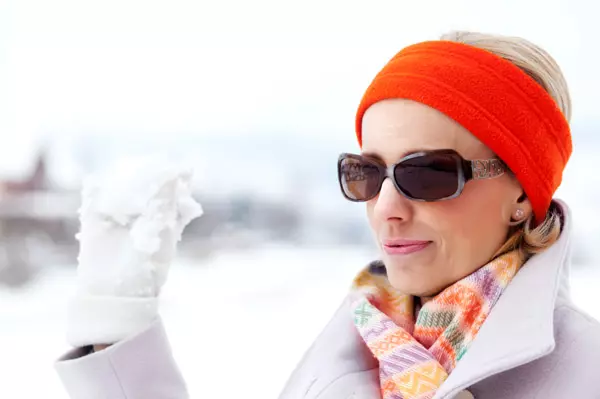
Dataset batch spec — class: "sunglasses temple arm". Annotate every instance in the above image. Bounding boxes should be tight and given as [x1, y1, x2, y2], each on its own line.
[469, 159, 505, 180]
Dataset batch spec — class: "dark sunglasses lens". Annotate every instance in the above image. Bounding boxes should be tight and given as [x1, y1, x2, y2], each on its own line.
[339, 157, 382, 201]
[394, 153, 460, 200]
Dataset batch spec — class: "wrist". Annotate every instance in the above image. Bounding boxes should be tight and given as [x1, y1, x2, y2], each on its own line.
[92, 344, 111, 352]
[66, 294, 159, 347]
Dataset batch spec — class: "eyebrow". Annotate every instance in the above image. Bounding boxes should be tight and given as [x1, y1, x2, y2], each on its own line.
[361, 148, 431, 163]
[359, 151, 385, 162]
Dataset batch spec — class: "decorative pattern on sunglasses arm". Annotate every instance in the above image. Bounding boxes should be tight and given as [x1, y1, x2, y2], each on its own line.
[471, 159, 505, 180]
[351, 250, 522, 399]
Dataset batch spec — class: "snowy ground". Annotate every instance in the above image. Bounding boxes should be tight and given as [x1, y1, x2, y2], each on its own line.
[1, 245, 599, 399]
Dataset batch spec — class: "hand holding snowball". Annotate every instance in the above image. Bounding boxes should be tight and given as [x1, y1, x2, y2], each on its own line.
[66, 159, 203, 347]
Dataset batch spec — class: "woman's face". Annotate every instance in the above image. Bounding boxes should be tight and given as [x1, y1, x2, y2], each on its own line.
[362, 99, 530, 297]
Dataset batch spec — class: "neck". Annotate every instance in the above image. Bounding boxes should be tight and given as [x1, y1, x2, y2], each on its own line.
[419, 296, 434, 305]
[414, 296, 434, 319]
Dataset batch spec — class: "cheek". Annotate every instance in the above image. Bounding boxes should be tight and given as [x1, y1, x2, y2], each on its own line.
[365, 200, 378, 230]
[423, 182, 510, 258]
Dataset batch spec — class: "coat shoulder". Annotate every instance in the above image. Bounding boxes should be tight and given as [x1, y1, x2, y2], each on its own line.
[554, 302, 600, 357]
[536, 303, 600, 396]
[471, 303, 600, 398]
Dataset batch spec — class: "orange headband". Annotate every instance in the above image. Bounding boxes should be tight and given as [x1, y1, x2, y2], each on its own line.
[355, 40, 572, 224]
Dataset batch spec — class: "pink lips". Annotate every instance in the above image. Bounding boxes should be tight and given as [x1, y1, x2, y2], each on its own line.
[382, 239, 432, 255]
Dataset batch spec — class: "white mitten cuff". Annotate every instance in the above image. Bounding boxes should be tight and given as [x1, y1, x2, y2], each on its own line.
[66, 294, 159, 348]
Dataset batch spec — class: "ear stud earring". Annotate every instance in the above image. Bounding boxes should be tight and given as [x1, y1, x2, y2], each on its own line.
[509, 209, 526, 226]
[514, 209, 524, 220]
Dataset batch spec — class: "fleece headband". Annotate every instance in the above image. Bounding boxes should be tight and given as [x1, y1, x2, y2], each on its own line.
[355, 40, 572, 224]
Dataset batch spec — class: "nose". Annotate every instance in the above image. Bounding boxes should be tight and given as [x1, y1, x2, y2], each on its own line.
[371, 178, 414, 222]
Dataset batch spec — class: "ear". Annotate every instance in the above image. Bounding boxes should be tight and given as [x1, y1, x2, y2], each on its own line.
[508, 191, 533, 226]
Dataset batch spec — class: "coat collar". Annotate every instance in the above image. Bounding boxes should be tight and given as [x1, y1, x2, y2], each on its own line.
[432, 199, 573, 398]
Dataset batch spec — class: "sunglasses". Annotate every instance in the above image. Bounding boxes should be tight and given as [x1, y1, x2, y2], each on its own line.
[337, 149, 506, 202]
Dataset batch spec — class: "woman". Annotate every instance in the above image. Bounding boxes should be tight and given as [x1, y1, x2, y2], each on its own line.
[55, 31, 600, 398]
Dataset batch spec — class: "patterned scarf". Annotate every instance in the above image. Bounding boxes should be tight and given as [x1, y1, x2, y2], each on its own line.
[351, 251, 522, 399]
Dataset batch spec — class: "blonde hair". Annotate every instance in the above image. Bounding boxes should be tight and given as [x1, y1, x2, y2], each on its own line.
[440, 31, 568, 262]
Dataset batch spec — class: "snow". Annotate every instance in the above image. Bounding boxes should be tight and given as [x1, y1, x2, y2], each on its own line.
[1, 245, 599, 399]
[79, 158, 202, 231]
[74, 159, 203, 300]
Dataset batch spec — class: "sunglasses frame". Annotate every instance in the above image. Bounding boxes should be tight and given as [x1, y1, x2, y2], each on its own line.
[337, 149, 506, 202]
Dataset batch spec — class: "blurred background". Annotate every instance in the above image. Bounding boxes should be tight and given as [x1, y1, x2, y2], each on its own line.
[1, 0, 599, 397]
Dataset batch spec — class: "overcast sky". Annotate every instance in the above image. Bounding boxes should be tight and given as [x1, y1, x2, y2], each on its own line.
[0, 0, 599, 178]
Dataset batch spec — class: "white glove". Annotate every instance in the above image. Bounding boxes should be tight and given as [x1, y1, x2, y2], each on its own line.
[66, 158, 203, 347]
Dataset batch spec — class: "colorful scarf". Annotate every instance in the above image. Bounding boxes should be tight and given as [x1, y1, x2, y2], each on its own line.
[351, 251, 522, 399]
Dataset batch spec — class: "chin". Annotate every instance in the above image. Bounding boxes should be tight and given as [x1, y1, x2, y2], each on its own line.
[380, 247, 444, 295]
[385, 264, 444, 297]
[390, 281, 441, 297]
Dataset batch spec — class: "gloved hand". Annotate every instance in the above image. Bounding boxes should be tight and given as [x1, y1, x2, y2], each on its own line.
[66, 158, 203, 347]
